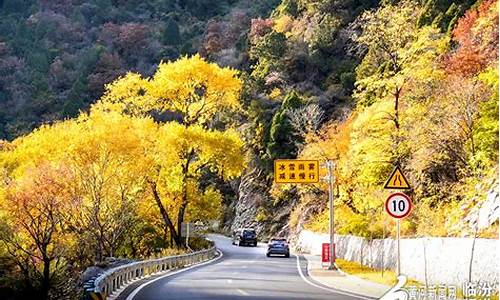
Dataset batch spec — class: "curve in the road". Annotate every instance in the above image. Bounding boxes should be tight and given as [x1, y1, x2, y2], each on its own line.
[294, 255, 375, 300]
[126, 235, 375, 300]
[125, 249, 225, 300]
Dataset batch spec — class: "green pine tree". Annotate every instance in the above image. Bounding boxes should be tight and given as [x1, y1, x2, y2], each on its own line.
[162, 17, 181, 46]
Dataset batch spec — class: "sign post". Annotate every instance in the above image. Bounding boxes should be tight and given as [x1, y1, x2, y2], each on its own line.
[384, 166, 412, 276]
[385, 192, 412, 275]
[397, 218, 400, 276]
[274, 159, 337, 270]
[326, 160, 336, 270]
[181, 221, 208, 238]
[185, 222, 191, 250]
[321, 242, 335, 268]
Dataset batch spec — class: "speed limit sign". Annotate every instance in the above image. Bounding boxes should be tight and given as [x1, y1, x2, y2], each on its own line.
[385, 192, 412, 219]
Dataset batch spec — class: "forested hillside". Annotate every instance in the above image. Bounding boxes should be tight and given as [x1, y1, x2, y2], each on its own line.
[0, 0, 279, 140]
[231, 0, 497, 240]
[295, 0, 498, 237]
[0, 0, 498, 299]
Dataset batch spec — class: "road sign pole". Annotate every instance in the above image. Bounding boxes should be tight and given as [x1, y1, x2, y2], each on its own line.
[384, 165, 411, 278]
[327, 160, 336, 270]
[397, 219, 401, 276]
[186, 222, 190, 249]
[385, 192, 412, 277]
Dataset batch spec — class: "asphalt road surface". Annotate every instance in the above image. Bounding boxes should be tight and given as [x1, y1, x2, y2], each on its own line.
[128, 235, 370, 300]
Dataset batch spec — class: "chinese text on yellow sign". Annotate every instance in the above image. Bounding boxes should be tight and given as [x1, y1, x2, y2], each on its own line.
[274, 160, 319, 183]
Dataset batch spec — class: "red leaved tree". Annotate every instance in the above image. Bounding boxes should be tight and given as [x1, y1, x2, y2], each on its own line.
[445, 0, 498, 76]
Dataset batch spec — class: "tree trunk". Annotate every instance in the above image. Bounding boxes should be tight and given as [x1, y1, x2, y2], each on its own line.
[150, 182, 182, 247]
[393, 87, 402, 164]
[41, 250, 51, 300]
[394, 87, 400, 130]
[176, 156, 192, 247]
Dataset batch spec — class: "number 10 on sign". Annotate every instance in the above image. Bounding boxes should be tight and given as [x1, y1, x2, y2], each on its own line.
[385, 193, 412, 219]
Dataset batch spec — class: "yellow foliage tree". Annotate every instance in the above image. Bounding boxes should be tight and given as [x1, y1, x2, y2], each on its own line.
[355, 1, 448, 133]
[1, 164, 79, 300]
[1, 110, 159, 261]
[98, 54, 242, 126]
[151, 122, 245, 246]
[94, 55, 245, 247]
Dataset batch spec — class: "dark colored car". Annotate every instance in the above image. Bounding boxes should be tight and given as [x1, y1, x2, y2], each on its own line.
[266, 238, 290, 258]
[232, 228, 258, 247]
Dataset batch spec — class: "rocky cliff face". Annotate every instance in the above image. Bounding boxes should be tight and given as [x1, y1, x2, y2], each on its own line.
[227, 167, 264, 234]
[227, 166, 301, 241]
[463, 173, 499, 235]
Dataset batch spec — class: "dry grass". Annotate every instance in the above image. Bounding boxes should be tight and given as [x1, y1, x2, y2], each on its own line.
[335, 259, 421, 286]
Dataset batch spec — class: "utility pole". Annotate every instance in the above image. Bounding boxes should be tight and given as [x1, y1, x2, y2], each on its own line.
[326, 160, 336, 270]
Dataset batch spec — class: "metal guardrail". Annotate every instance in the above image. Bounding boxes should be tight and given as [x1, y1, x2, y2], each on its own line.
[87, 246, 218, 299]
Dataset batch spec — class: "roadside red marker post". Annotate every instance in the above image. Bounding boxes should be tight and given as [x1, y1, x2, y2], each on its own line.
[385, 192, 413, 276]
[322, 243, 330, 263]
[321, 242, 335, 268]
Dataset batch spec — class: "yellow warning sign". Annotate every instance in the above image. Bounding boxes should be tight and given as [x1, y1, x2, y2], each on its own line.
[274, 160, 319, 184]
[384, 166, 411, 189]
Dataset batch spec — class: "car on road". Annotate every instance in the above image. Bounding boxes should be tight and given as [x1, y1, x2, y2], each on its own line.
[232, 228, 258, 247]
[266, 238, 290, 258]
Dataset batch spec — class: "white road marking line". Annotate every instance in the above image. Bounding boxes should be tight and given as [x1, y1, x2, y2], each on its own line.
[237, 289, 249, 296]
[126, 250, 224, 300]
[294, 255, 374, 300]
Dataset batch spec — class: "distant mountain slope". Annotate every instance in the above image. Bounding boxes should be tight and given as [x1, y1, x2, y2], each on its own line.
[0, 0, 279, 140]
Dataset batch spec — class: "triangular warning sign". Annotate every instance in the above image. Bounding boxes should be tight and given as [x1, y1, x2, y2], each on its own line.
[384, 166, 411, 189]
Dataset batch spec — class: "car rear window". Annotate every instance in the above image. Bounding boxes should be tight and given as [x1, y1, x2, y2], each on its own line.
[271, 238, 286, 243]
[243, 230, 255, 235]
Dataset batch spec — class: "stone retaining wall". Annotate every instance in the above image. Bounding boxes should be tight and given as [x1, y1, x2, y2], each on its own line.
[295, 230, 498, 287]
